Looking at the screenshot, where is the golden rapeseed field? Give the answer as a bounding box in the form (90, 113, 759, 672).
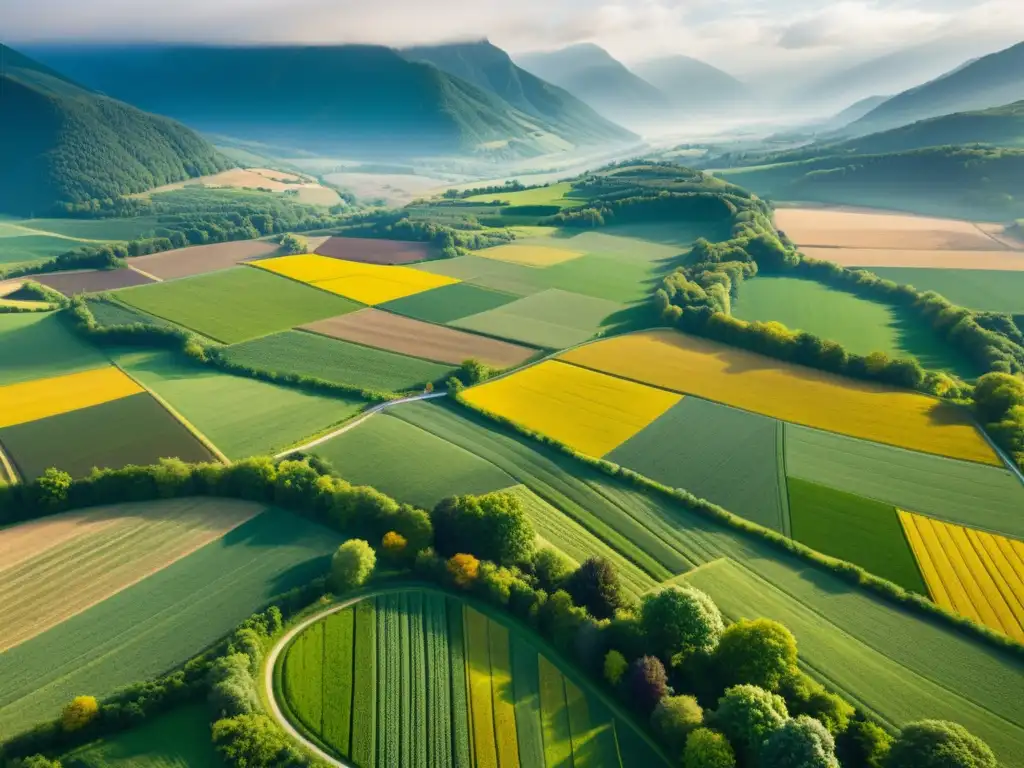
(560, 329, 999, 465)
(0, 366, 142, 429)
(899, 510, 1024, 642)
(474, 243, 584, 267)
(249, 254, 458, 304)
(462, 359, 680, 457)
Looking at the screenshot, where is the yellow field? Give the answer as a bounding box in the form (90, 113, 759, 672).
(462, 359, 681, 457)
(475, 243, 584, 267)
(0, 365, 142, 429)
(0, 299, 51, 310)
(249, 254, 458, 304)
(560, 330, 998, 465)
(899, 510, 1024, 642)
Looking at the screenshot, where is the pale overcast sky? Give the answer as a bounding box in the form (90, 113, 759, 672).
(3, 0, 1023, 76)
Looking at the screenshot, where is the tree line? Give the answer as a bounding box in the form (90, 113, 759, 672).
(0, 457, 998, 768)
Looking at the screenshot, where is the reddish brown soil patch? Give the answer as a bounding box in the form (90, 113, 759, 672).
(129, 240, 281, 280)
(315, 237, 433, 265)
(302, 308, 536, 368)
(33, 268, 155, 295)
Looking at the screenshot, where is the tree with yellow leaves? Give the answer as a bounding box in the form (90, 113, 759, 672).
(61, 695, 99, 732)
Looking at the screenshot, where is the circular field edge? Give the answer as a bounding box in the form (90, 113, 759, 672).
(264, 584, 672, 767)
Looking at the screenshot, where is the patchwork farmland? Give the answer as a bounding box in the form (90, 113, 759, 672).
(277, 590, 666, 768)
(128, 239, 282, 280)
(315, 236, 433, 264)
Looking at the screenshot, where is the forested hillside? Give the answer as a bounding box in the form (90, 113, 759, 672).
(401, 40, 635, 146)
(26, 44, 624, 158)
(0, 44, 232, 215)
(843, 41, 1024, 136)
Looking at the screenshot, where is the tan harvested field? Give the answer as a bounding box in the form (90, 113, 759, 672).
(129, 240, 282, 280)
(322, 171, 453, 205)
(802, 247, 1024, 271)
(302, 308, 536, 368)
(977, 223, 1024, 251)
(137, 168, 342, 206)
(775, 208, 1006, 250)
(0, 498, 261, 652)
(0, 280, 26, 297)
(314, 236, 432, 265)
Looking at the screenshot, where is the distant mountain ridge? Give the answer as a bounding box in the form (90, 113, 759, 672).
(25, 44, 632, 159)
(632, 55, 751, 113)
(515, 44, 669, 129)
(401, 40, 635, 146)
(843, 41, 1024, 136)
(0, 44, 232, 215)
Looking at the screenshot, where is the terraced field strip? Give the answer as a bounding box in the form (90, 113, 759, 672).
(785, 424, 1024, 539)
(803, 248, 1024, 271)
(560, 330, 999, 466)
(539, 655, 574, 768)
(487, 621, 521, 768)
(787, 478, 927, 594)
(0, 498, 259, 652)
(377, 594, 401, 767)
(303, 308, 536, 369)
(351, 599, 377, 767)
(0, 391, 217, 481)
(386, 400, 1024, 761)
(607, 397, 788, 533)
(426, 594, 454, 768)
(0, 506, 342, 735)
(475, 243, 585, 267)
(463, 181, 582, 207)
(465, 606, 499, 768)
(114, 266, 360, 343)
(250, 253, 459, 305)
(682, 558, 1024, 766)
(463, 359, 681, 458)
(899, 511, 1024, 642)
(322, 608, 355, 754)
(447, 596, 473, 767)
(0, 365, 141, 429)
(0, 312, 109, 387)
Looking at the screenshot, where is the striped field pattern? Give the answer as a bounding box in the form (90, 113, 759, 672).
(277, 590, 667, 767)
(899, 510, 1024, 642)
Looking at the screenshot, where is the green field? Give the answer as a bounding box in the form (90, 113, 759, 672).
(221, 330, 455, 393)
(682, 558, 1024, 763)
(114, 268, 359, 344)
(787, 477, 927, 593)
(20, 217, 163, 241)
(414, 255, 546, 296)
(86, 298, 176, 329)
(379, 283, 520, 324)
(0, 234, 92, 267)
(864, 267, 1024, 313)
(114, 350, 364, 458)
(525, 253, 661, 303)
(607, 397, 789, 533)
(277, 589, 666, 767)
(62, 703, 220, 767)
(0, 506, 342, 735)
(313, 413, 513, 509)
(452, 289, 625, 349)
(556, 222, 723, 257)
(0, 312, 108, 386)
(0, 392, 214, 480)
(380, 400, 1024, 766)
(732, 276, 980, 377)
(462, 182, 586, 208)
(785, 424, 1024, 539)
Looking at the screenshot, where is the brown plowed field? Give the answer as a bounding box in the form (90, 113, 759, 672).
(34, 268, 154, 295)
(302, 308, 536, 368)
(0, 498, 262, 651)
(129, 240, 281, 280)
(775, 208, 1005, 250)
(802, 247, 1024, 270)
(314, 236, 433, 265)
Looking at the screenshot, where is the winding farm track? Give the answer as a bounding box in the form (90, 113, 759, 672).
(275, 391, 447, 458)
(263, 598, 361, 768)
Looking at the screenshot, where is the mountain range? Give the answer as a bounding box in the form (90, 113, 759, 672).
(0, 44, 231, 215)
(26, 44, 635, 159)
(632, 56, 751, 113)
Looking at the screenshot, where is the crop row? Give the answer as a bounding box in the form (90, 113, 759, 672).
(283, 620, 323, 736)
(377, 594, 402, 767)
(539, 655, 573, 767)
(426, 595, 454, 768)
(447, 598, 474, 768)
(351, 600, 377, 767)
(322, 609, 355, 754)
(465, 607, 498, 768)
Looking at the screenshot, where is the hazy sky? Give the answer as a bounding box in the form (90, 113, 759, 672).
(3, 0, 1023, 76)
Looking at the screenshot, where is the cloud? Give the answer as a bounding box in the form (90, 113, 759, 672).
(776, 2, 946, 49)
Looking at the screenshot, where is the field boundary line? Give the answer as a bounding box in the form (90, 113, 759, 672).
(2, 223, 119, 244)
(109, 360, 231, 465)
(126, 264, 163, 282)
(274, 392, 447, 459)
(0, 441, 20, 485)
(776, 422, 793, 537)
(973, 416, 1024, 487)
(646, 558, 729, 592)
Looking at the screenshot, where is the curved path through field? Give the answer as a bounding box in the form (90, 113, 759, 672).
(263, 597, 361, 768)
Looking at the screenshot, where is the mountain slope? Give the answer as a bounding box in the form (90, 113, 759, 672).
(25, 45, 595, 159)
(632, 55, 750, 112)
(0, 44, 232, 215)
(844, 41, 1024, 136)
(515, 44, 669, 128)
(401, 40, 635, 146)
